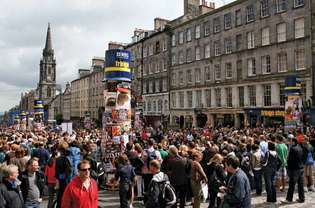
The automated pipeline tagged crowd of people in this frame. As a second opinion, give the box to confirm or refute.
[0,125,314,208]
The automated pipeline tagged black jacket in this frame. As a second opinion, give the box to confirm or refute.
[287,143,308,170]
[0,179,24,208]
[145,172,169,208]
[161,155,191,186]
[19,170,45,201]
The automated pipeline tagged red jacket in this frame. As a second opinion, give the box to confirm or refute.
[61,176,98,208]
[44,161,57,184]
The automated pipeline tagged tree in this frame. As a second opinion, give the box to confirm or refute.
[55,113,63,125]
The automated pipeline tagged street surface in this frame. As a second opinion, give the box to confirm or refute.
[40,189,315,207]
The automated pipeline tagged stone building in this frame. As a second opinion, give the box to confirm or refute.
[124,0,313,128]
[166,0,312,128]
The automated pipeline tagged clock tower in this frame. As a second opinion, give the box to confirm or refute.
[37,23,56,103]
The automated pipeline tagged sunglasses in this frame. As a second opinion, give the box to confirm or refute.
[79,168,91,172]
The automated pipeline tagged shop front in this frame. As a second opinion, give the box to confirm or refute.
[244,108,285,128]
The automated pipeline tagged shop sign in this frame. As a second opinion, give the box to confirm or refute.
[261,110,285,117]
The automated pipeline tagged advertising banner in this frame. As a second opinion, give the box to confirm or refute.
[104,49,132,82]
[284,94,303,131]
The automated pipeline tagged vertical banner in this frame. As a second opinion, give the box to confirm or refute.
[284,75,303,132]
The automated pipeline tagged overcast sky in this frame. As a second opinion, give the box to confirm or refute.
[0,0,231,112]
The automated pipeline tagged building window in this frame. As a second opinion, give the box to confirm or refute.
[195,68,201,83]
[260,0,269,17]
[179,92,185,108]
[152,81,156,93]
[247,58,256,76]
[294,0,304,8]
[156,80,160,92]
[143,46,147,57]
[195,46,201,60]
[215,64,221,80]
[195,25,201,39]
[187,91,193,108]
[186,48,192,62]
[224,13,232,29]
[143,82,147,94]
[146,82,149,93]
[164,100,168,111]
[215,88,221,107]
[246,5,255,22]
[171,92,176,108]
[186,28,192,42]
[163,79,167,91]
[179,71,184,85]
[163,39,167,51]
[277,23,286,42]
[236,34,242,51]
[205,43,210,58]
[179,51,185,64]
[171,54,177,66]
[247,32,255,49]
[205,66,211,81]
[187,69,193,83]
[279,84,286,106]
[214,41,221,56]
[163,59,167,71]
[262,55,271,74]
[196,90,202,107]
[276,0,287,13]
[261,27,270,46]
[171,34,176,46]
[155,41,160,54]
[171,72,176,86]
[226,62,232,78]
[214,17,221,33]
[263,85,271,106]
[204,21,210,36]
[249,86,256,106]
[295,18,304,38]
[226,87,233,107]
[277,52,287,72]
[224,38,232,54]
[295,49,305,70]
[179,31,184,44]
[239,87,244,107]
[205,89,211,107]
[149,45,154,56]
[235,9,242,26]
[158,100,163,112]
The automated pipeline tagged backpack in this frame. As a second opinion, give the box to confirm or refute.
[146,149,157,167]
[306,152,314,165]
[158,181,176,207]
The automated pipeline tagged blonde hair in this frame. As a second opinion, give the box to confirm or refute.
[208,153,224,165]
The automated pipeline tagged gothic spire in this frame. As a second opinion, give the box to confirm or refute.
[43,23,54,56]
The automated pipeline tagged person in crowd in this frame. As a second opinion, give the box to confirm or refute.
[206,153,226,208]
[159,139,169,160]
[11,147,29,173]
[219,155,251,208]
[19,157,45,208]
[61,160,98,208]
[261,142,279,203]
[190,150,207,208]
[303,136,315,192]
[283,138,308,203]
[251,144,263,195]
[55,142,72,208]
[45,151,58,208]
[275,135,288,192]
[162,146,191,208]
[67,141,81,179]
[129,143,144,199]
[141,139,162,196]
[0,164,24,208]
[31,142,50,171]
[115,154,136,208]
[145,160,169,208]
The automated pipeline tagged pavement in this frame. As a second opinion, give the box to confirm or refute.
[40,188,315,207]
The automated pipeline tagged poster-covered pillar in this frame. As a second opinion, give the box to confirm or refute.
[102,49,132,156]
[34,100,44,131]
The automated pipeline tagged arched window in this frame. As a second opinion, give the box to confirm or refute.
[47,87,51,97]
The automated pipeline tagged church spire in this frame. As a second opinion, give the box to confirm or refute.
[43,23,54,56]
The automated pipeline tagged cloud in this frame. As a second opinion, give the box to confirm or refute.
[0,0,232,112]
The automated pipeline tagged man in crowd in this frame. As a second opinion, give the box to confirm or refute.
[283,137,308,203]
[0,164,24,208]
[219,155,251,208]
[19,158,45,208]
[61,160,98,208]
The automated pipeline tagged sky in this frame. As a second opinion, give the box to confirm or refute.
[0,0,230,112]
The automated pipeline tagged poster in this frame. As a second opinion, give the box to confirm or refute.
[284,94,303,131]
